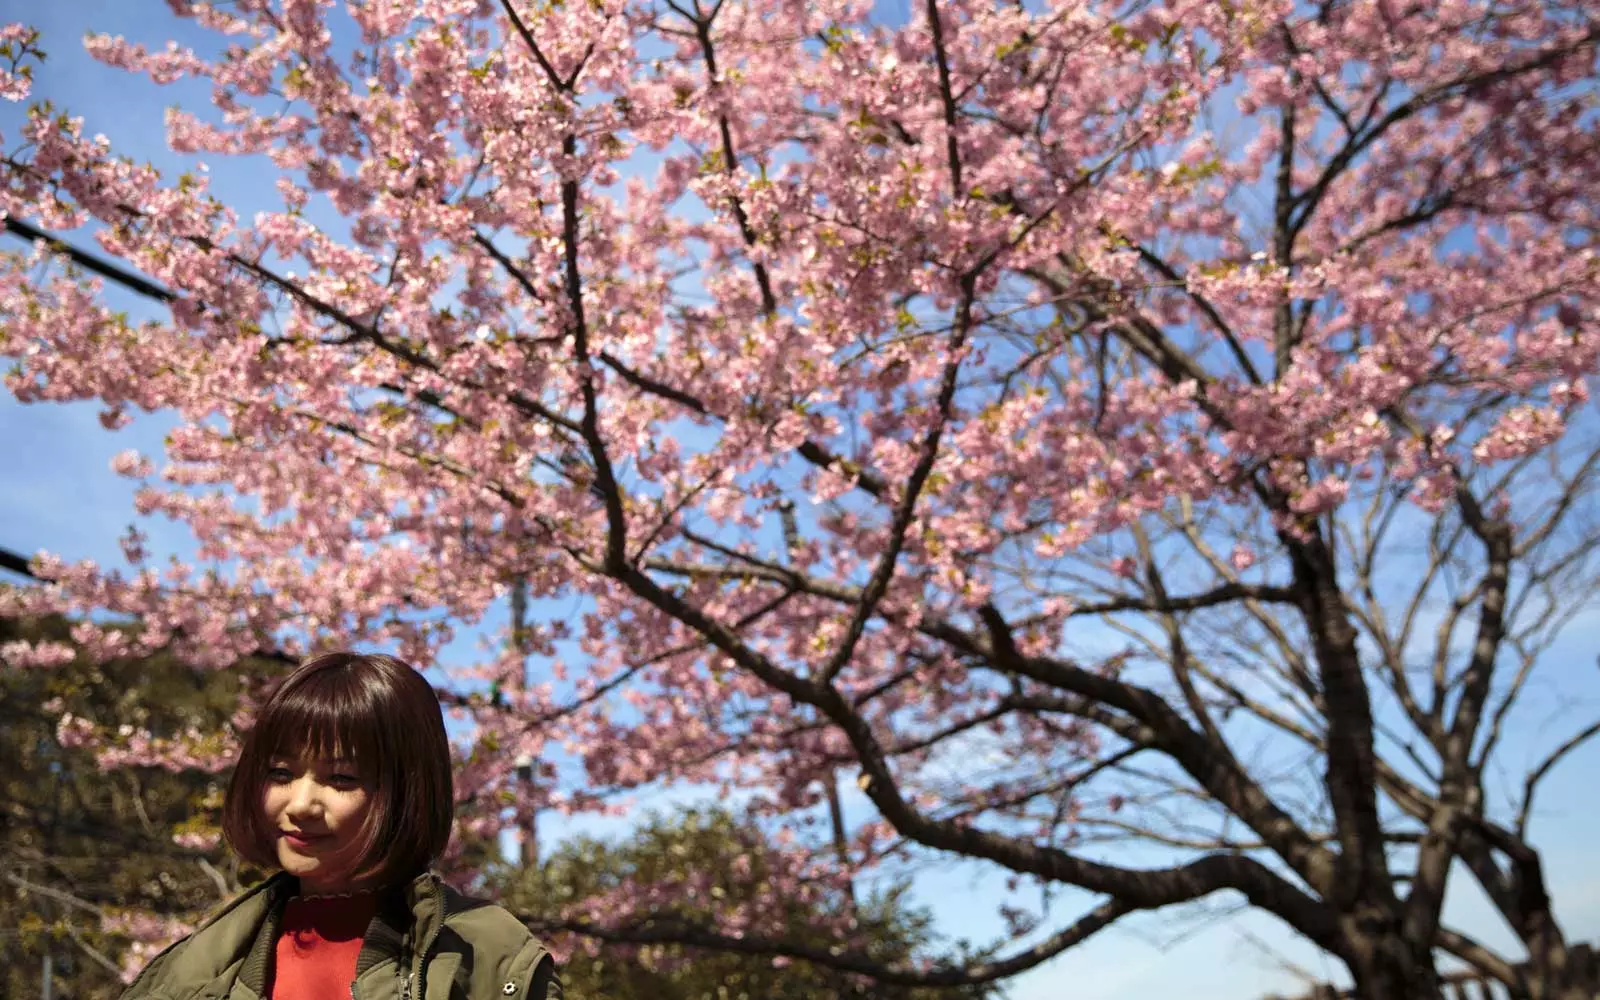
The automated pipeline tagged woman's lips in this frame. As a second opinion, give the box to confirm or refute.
[280,830,330,849]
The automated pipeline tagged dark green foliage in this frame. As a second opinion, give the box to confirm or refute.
[493,808,998,1000]
[0,614,278,999]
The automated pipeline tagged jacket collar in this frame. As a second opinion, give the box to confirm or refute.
[143,870,443,1000]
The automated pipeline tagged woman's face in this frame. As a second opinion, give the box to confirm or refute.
[261,750,374,893]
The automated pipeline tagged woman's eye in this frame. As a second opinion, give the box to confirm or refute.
[330,773,361,787]
[267,767,293,781]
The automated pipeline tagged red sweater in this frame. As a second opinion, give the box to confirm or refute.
[271,894,378,1000]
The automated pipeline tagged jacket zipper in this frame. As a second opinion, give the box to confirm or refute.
[404,874,445,1000]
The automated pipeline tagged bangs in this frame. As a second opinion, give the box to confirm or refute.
[257,666,384,767]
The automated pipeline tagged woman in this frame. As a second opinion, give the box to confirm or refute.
[120,651,562,1000]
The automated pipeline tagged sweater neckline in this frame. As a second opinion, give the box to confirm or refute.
[289,886,383,903]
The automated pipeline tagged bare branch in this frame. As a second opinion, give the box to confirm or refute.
[1518,718,1600,837]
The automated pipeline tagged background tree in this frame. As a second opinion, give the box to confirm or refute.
[497,807,996,1000]
[0,611,277,996]
[2,1,1600,997]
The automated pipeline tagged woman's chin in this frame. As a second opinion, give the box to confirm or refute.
[276,847,325,877]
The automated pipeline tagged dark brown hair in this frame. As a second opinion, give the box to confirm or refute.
[222,651,454,887]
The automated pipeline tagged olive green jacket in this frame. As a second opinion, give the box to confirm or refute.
[119,871,562,1000]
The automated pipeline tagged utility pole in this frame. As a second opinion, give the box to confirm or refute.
[514,752,539,868]
[509,574,539,868]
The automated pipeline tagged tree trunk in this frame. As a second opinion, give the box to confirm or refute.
[1341,913,1444,1000]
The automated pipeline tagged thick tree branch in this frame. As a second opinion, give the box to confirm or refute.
[1289,532,1397,916]
[3,216,175,302]
[1071,580,1298,616]
[496,0,584,91]
[1434,926,1523,987]
[1405,483,1515,947]
[0,543,38,579]
[523,897,1134,988]
[1273,91,1298,376]
[1128,239,1262,384]
[6,209,583,435]
[816,298,967,686]
[977,606,1337,896]
[614,561,1340,946]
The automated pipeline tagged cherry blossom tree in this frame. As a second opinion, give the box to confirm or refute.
[3,0,1600,996]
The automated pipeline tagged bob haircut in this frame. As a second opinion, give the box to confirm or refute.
[222,651,453,887]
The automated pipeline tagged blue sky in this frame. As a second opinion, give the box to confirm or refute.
[3,4,1600,1000]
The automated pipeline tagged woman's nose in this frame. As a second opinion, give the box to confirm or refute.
[284,778,324,818]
